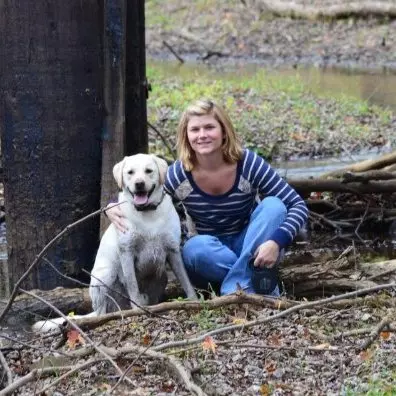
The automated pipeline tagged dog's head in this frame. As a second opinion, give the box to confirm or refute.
[113,154,168,209]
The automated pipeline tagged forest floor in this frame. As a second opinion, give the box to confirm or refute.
[1,1,396,395]
[146,0,396,72]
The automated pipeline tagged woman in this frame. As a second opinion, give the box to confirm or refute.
[107,99,308,296]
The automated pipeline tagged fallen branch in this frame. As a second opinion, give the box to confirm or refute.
[0,366,76,396]
[288,178,396,194]
[20,289,129,385]
[341,170,396,183]
[0,204,124,325]
[320,150,396,178]
[37,358,103,395]
[51,294,295,331]
[258,1,396,19]
[100,345,207,396]
[162,40,185,64]
[0,349,12,388]
[333,323,396,340]
[358,313,394,352]
[152,282,396,352]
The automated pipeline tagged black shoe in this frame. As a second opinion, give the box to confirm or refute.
[249,258,279,295]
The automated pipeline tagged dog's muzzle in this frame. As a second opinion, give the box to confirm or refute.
[128,184,156,208]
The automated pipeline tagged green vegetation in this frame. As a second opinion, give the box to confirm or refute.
[146,61,394,160]
[344,374,396,396]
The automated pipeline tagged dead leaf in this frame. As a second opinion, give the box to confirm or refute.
[267,333,282,346]
[66,329,85,349]
[202,336,217,354]
[142,333,152,345]
[265,361,277,375]
[359,350,373,361]
[380,331,390,340]
[260,383,271,395]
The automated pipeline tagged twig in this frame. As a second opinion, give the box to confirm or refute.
[36,358,103,395]
[152,283,396,352]
[332,323,396,340]
[109,331,161,394]
[0,349,12,387]
[0,203,124,325]
[100,345,207,396]
[162,40,185,64]
[42,257,90,287]
[354,203,369,242]
[366,268,396,281]
[0,366,74,396]
[358,313,394,351]
[20,289,130,384]
[147,121,177,160]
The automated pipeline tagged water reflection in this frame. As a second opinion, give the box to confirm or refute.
[149,59,396,111]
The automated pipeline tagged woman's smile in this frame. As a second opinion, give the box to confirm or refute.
[187,114,224,156]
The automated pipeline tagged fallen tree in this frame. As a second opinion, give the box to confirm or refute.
[8,249,396,323]
[257,0,396,19]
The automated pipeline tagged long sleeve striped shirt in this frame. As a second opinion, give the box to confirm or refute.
[164,149,308,249]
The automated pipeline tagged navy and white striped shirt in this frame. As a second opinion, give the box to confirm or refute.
[165,149,308,248]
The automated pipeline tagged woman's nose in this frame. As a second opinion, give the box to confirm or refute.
[198,128,207,137]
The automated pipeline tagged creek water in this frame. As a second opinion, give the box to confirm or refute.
[149,60,396,178]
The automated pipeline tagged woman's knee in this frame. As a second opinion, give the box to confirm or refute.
[253,197,287,222]
[182,235,217,267]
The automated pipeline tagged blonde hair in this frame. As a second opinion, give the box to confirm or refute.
[176,99,243,171]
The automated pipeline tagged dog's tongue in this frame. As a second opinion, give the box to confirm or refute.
[134,193,148,206]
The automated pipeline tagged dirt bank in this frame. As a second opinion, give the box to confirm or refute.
[146,0,396,72]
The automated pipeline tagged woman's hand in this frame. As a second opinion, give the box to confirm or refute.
[253,240,280,268]
[105,203,128,233]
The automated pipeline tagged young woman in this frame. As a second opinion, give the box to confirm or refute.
[107,99,308,296]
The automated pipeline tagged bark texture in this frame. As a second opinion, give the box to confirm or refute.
[0,1,103,291]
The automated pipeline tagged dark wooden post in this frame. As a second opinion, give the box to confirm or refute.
[125,0,148,155]
[100,0,126,234]
[0,1,103,292]
[100,0,148,234]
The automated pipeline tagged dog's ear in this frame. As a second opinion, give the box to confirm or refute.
[113,157,127,189]
[151,155,168,185]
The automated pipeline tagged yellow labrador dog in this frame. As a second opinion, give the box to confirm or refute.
[33,154,197,332]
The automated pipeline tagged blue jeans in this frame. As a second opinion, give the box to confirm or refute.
[182,197,287,296]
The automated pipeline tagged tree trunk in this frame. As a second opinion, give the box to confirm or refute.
[100,0,148,236]
[100,0,127,235]
[258,1,396,19]
[0,1,103,292]
[125,0,148,156]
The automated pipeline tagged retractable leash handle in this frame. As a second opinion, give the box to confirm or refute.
[249,257,279,296]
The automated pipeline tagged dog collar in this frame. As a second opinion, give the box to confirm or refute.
[134,190,166,212]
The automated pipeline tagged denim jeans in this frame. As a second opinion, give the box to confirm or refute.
[182,197,287,296]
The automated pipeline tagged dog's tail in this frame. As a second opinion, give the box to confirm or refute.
[32,312,97,334]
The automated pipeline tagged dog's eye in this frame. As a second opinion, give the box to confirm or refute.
[145,169,153,174]
[128,170,135,175]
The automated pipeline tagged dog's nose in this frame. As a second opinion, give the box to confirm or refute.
[135,181,145,190]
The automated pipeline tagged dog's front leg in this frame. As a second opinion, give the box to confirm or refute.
[168,249,198,300]
[119,246,145,307]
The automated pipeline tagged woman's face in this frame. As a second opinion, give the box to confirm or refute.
[186,114,224,157]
